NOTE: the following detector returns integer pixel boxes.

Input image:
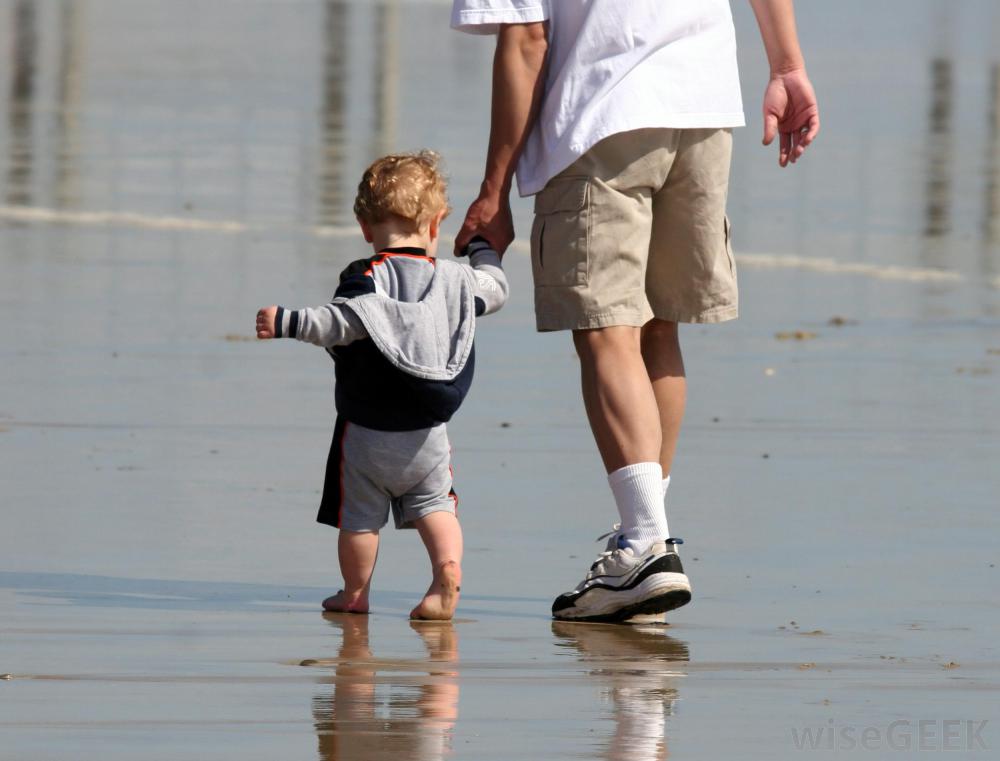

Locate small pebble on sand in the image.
[828,316,857,326]
[775,330,818,341]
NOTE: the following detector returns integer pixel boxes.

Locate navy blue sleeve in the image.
[334,256,378,299]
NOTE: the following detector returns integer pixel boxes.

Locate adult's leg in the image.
[640,319,686,477]
[573,325,668,552]
[644,128,734,478]
[543,132,693,619]
[551,335,692,620]
[573,325,661,472]
[323,529,380,613]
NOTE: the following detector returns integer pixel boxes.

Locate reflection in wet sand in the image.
[311,615,459,761]
[6,0,37,207]
[983,64,1000,275]
[319,1,348,227]
[923,58,953,245]
[53,0,84,210]
[317,1,400,226]
[372,1,399,158]
[552,622,689,761]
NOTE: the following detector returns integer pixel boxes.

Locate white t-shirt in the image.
[452,0,745,196]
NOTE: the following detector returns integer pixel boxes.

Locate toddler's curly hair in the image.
[353,150,451,231]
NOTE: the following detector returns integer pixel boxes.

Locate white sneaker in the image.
[551,538,691,622]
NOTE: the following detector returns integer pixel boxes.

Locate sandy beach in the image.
[2,1,998,758]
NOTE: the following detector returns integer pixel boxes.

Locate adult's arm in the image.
[749,0,820,166]
[454,21,548,255]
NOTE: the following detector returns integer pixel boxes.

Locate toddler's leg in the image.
[322,529,379,613]
[409,512,463,620]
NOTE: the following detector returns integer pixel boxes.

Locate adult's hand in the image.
[761,68,819,167]
[454,190,514,256]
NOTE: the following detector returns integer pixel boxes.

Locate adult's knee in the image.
[572,325,641,360]
[642,319,680,351]
[642,319,678,342]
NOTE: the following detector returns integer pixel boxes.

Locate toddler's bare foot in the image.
[410,561,461,620]
[322,589,370,614]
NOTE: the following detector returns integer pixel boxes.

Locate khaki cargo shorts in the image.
[529,128,737,331]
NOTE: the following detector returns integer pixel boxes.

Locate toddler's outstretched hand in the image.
[256,306,277,339]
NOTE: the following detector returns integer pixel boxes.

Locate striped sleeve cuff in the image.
[274,306,300,339]
[464,236,494,257]
[469,249,502,269]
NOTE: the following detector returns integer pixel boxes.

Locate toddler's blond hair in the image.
[353,150,450,231]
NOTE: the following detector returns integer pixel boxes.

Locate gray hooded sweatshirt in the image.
[273,240,507,430]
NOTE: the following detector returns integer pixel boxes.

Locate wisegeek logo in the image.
[790,719,989,752]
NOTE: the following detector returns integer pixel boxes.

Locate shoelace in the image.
[588,549,616,573]
[587,523,626,575]
[595,522,622,544]
[587,538,632,577]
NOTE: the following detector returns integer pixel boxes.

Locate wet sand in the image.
[2,1,999,758]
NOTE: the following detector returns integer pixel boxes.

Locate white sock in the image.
[608,462,666,554]
[662,475,672,539]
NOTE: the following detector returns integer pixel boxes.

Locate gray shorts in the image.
[316,417,456,532]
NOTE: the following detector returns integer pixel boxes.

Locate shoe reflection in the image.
[551,621,689,761]
[312,615,459,761]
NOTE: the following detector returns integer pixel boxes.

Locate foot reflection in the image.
[552,621,689,761]
[311,614,459,761]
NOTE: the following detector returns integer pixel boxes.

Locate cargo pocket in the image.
[530,177,590,287]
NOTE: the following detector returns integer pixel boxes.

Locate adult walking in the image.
[452,0,819,621]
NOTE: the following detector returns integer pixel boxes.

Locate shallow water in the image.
[2,1,999,758]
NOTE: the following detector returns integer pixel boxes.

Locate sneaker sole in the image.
[553,572,692,623]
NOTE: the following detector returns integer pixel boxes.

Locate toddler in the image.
[256,151,507,619]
